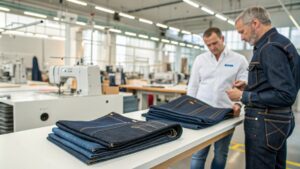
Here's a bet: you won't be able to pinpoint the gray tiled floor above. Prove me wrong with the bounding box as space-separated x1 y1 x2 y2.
170 112 300 169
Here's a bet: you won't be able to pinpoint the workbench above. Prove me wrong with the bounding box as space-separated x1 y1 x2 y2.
0 110 244 169
120 84 187 110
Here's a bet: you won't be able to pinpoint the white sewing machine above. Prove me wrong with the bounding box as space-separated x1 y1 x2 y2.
152 72 178 85
0 62 27 84
49 65 102 96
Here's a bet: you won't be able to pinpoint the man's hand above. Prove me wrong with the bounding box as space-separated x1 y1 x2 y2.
232 103 241 117
226 88 243 101
233 80 247 91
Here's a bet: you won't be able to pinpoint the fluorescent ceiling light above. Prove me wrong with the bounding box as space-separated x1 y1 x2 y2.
125 32 136 36
215 14 227 21
201 7 214 15
51 36 65 41
289 15 300 30
179 43 186 47
138 34 148 39
119 13 135 19
194 46 200 49
95 6 115 14
76 21 86 26
181 30 191 35
94 25 105 30
187 44 193 48
227 19 235 25
183 0 199 8
66 0 87 6
109 28 121 33
171 41 178 45
161 39 170 43
24 11 47 19
150 37 159 41
156 23 168 29
169 27 180 32
0 6 10 12
139 18 153 25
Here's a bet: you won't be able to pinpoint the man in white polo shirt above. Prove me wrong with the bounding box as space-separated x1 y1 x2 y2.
188 27 248 169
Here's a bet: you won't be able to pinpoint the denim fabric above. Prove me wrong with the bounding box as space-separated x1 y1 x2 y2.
244 108 294 169
190 133 233 169
48 130 177 164
56 112 182 149
52 128 105 152
242 28 300 108
48 112 182 164
144 95 233 129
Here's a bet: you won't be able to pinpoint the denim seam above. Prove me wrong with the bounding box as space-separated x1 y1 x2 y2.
264 120 287 151
187 105 209 115
90 123 130 136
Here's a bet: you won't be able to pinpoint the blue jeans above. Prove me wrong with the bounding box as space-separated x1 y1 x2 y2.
244 108 295 169
48 112 183 164
145 95 234 129
190 133 233 169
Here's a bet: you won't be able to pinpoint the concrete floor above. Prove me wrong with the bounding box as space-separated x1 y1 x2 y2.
170 112 300 169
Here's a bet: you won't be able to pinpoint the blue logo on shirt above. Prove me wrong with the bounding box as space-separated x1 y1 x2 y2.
224 64 234 67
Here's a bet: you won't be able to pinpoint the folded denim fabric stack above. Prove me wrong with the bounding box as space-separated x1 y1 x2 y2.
144 95 233 129
47 112 182 165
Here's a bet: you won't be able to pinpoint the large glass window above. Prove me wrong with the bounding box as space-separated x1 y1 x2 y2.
291 28 300 49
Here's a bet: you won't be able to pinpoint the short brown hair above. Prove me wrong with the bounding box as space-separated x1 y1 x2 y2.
203 27 222 38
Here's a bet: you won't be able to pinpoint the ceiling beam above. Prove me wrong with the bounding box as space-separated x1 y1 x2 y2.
164 2 300 24
126 0 182 13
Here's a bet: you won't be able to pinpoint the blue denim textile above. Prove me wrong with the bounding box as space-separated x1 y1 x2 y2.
244 108 294 169
190 133 233 169
48 112 182 164
52 128 105 152
48 130 176 164
242 28 300 108
144 95 233 129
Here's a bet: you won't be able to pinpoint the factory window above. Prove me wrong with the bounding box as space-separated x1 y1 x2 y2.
82 30 107 68
116 35 156 73
291 28 300 49
224 30 243 50
277 27 290 38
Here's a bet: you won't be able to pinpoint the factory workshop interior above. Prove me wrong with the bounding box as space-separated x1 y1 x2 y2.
0 0 300 169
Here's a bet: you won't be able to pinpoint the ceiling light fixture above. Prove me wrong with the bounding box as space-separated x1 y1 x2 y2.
24 11 47 19
0 6 10 12
201 7 214 15
156 23 168 29
215 14 227 21
139 18 153 25
138 34 149 39
169 27 180 32
95 6 115 14
66 0 87 6
181 30 191 34
75 21 86 26
119 13 135 19
161 39 170 43
125 32 136 36
183 0 199 8
150 37 159 41
109 28 121 33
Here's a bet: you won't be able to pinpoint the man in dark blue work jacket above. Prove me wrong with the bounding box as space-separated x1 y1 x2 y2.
226 6 300 169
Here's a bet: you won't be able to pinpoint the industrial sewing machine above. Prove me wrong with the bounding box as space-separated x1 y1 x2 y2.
0 61 27 84
49 65 102 96
152 72 179 85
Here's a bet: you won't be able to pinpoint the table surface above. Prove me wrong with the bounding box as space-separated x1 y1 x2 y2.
0 110 244 169
119 84 187 94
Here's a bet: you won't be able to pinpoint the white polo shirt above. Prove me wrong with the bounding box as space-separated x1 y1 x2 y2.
187 46 248 108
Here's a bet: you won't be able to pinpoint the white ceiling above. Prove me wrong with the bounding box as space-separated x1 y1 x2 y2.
2 0 300 35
